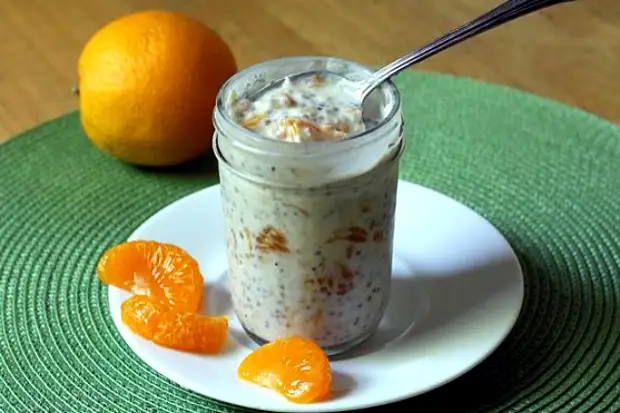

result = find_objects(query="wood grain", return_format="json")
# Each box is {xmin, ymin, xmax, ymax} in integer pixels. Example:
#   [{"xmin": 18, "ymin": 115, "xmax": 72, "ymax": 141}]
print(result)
[{"xmin": 0, "ymin": 0, "xmax": 618, "ymax": 143}]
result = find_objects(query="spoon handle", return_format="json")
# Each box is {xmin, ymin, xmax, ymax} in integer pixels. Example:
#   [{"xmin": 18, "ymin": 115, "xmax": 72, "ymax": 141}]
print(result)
[{"xmin": 359, "ymin": 0, "xmax": 575, "ymax": 99}]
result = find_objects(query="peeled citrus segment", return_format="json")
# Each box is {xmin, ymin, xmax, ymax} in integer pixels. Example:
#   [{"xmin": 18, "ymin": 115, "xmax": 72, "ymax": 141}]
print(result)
[
  {"xmin": 121, "ymin": 295, "xmax": 228, "ymax": 354},
  {"xmin": 97, "ymin": 240, "xmax": 204, "ymax": 312},
  {"xmin": 238, "ymin": 336, "xmax": 332, "ymax": 403}
]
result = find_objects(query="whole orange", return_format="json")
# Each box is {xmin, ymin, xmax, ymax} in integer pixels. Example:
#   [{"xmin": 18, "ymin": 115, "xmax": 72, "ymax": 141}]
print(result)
[{"xmin": 78, "ymin": 10, "xmax": 237, "ymax": 166}]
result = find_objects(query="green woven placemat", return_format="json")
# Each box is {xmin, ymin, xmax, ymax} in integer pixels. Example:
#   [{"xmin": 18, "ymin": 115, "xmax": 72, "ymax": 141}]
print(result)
[{"xmin": 1, "ymin": 70, "xmax": 619, "ymax": 413}]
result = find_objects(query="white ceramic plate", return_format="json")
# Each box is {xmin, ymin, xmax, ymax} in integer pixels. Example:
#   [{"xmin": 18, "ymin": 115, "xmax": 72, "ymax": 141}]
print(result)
[{"xmin": 108, "ymin": 180, "xmax": 524, "ymax": 412}]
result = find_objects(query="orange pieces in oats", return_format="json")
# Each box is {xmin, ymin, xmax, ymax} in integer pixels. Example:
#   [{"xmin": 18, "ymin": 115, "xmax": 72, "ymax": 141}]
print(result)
[
  {"xmin": 256, "ymin": 226, "xmax": 290, "ymax": 253},
  {"xmin": 238, "ymin": 336, "xmax": 332, "ymax": 403},
  {"xmin": 122, "ymin": 295, "xmax": 228, "ymax": 354},
  {"xmin": 311, "ymin": 74, "xmax": 325, "ymax": 86},
  {"xmin": 327, "ymin": 226, "xmax": 368, "ymax": 243},
  {"xmin": 97, "ymin": 240, "xmax": 204, "ymax": 312},
  {"xmin": 242, "ymin": 113, "xmax": 265, "ymax": 129}
]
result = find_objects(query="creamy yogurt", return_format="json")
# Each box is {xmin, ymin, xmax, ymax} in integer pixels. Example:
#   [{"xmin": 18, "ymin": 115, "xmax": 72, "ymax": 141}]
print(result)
[
  {"xmin": 230, "ymin": 74, "xmax": 372, "ymax": 142},
  {"xmin": 214, "ymin": 58, "xmax": 403, "ymax": 354}
]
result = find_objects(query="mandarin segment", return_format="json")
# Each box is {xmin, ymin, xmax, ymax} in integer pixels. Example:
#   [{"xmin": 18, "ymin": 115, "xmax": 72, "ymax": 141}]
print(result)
[
  {"xmin": 121, "ymin": 295, "xmax": 228, "ymax": 354},
  {"xmin": 97, "ymin": 240, "xmax": 204, "ymax": 312},
  {"xmin": 256, "ymin": 226, "xmax": 290, "ymax": 253},
  {"xmin": 238, "ymin": 336, "xmax": 332, "ymax": 403}
]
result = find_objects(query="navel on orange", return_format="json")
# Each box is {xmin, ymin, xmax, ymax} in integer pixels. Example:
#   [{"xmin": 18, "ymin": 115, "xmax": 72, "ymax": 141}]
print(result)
[
  {"xmin": 97, "ymin": 240, "xmax": 204, "ymax": 313},
  {"xmin": 78, "ymin": 10, "xmax": 237, "ymax": 166},
  {"xmin": 122, "ymin": 295, "xmax": 228, "ymax": 354},
  {"xmin": 238, "ymin": 336, "xmax": 332, "ymax": 403}
]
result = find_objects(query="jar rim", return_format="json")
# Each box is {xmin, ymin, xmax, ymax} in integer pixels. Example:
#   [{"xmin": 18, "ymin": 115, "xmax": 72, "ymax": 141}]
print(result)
[{"xmin": 213, "ymin": 56, "xmax": 402, "ymax": 152}]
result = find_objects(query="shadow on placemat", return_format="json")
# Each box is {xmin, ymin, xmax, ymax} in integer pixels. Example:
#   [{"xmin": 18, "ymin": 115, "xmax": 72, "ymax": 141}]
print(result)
[{"xmin": 133, "ymin": 152, "xmax": 219, "ymax": 180}]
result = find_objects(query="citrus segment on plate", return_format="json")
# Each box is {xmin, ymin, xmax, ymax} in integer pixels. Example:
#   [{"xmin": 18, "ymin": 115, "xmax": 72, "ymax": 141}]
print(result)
[
  {"xmin": 97, "ymin": 240, "xmax": 204, "ymax": 312},
  {"xmin": 238, "ymin": 336, "xmax": 332, "ymax": 404},
  {"xmin": 121, "ymin": 295, "xmax": 228, "ymax": 354}
]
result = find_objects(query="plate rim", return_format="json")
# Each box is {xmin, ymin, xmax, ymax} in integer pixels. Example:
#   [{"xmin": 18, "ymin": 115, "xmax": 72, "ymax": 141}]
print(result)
[{"xmin": 108, "ymin": 179, "xmax": 525, "ymax": 412}]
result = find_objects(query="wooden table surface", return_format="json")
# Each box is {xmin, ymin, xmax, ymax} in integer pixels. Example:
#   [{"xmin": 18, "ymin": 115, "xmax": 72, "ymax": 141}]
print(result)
[{"xmin": 0, "ymin": 0, "xmax": 618, "ymax": 143}]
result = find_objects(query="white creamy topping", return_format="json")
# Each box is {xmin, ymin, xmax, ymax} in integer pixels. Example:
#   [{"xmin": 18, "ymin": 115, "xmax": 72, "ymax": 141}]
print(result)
[{"xmin": 231, "ymin": 74, "xmax": 370, "ymax": 142}]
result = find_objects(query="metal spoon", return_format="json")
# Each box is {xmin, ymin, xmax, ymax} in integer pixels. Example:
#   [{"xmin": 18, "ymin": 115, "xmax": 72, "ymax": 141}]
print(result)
[{"xmin": 251, "ymin": 0, "xmax": 576, "ymax": 104}]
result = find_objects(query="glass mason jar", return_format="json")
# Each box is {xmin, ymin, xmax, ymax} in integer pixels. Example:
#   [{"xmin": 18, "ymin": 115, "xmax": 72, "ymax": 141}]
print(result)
[{"xmin": 212, "ymin": 56, "xmax": 404, "ymax": 355}]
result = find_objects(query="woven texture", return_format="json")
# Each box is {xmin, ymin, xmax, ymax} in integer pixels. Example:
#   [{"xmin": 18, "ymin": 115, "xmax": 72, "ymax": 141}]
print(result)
[{"xmin": 1, "ymin": 71, "xmax": 619, "ymax": 413}]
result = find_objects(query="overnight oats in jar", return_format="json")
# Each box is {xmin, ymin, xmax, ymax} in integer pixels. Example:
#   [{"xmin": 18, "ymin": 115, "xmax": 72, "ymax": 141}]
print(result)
[{"xmin": 212, "ymin": 56, "xmax": 404, "ymax": 355}]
